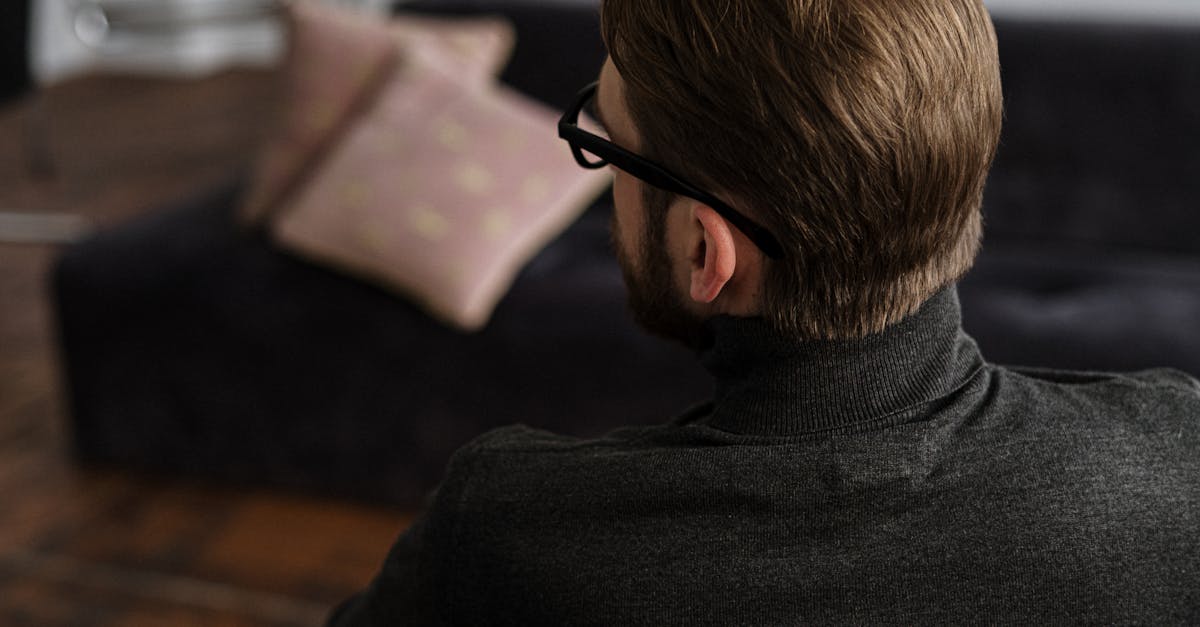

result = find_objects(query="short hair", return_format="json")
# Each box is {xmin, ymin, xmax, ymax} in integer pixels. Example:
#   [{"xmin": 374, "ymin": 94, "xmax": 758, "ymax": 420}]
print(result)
[{"xmin": 601, "ymin": 0, "xmax": 1003, "ymax": 339}]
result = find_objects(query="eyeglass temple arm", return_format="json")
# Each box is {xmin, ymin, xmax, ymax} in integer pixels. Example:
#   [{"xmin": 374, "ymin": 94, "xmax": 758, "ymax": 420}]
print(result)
[{"xmin": 559, "ymin": 85, "xmax": 784, "ymax": 259}]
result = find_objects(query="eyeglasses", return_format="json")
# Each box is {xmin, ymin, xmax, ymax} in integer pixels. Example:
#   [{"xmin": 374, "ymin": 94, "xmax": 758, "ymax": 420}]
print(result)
[{"xmin": 557, "ymin": 82, "xmax": 785, "ymax": 259}]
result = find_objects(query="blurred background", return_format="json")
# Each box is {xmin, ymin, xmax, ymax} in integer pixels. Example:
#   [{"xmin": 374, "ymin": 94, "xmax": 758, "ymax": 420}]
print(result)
[
  {"xmin": 2, "ymin": 3, "xmax": 409, "ymax": 626},
  {"xmin": 1, "ymin": 0, "xmax": 1198, "ymax": 625}
]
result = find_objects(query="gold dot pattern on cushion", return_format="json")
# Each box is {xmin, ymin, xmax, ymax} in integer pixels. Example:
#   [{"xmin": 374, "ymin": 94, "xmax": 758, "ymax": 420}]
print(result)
[
  {"xmin": 436, "ymin": 118, "xmax": 470, "ymax": 152},
  {"xmin": 520, "ymin": 175, "xmax": 551, "ymax": 204},
  {"xmin": 481, "ymin": 209, "xmax": 512, "ymax": 241},
  {"xmin": 408, "ymin": 205, "xmax": 451, "ymax": 242},
  {"xmin": 455, "ymin": 162, "xmax": 495, "ymax": 195},
  {"xmin": 341, "ymin": 180, "xmax": 373, "ymax": 208}
]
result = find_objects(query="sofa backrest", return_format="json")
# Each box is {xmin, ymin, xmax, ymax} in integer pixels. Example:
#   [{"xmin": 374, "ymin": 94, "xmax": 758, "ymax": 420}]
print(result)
[
  {"xmin": 986, "ymin": 18, "xmax": 1200, "ymax": 255},
  {"xmin": 404, "ymin": 0, "xmax": 606, "ymax": 111}
]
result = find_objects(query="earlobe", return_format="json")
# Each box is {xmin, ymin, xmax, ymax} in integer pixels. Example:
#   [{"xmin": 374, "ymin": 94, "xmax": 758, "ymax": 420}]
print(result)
[{"xmin": 689, "ymin": 205, "xmax": 737, "ymax": 304}]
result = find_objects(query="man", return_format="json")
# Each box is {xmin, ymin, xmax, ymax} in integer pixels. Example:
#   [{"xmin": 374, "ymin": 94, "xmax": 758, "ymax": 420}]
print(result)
[{"xmin": 331, "ymin": 0, "xmax": 1200, "ymax": 623}]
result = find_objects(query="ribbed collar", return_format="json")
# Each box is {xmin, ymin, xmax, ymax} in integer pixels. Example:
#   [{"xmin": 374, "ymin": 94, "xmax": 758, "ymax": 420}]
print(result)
[{"xmin": 697, "ymin": 286, "xmax": 984, "ymax": 436}]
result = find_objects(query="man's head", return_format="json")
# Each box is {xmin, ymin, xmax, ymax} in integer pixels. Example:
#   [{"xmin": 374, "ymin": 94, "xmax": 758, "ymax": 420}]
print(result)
[{"xmin": 593, "ymin": 0, "xmax": 1003, "ymax": 342}]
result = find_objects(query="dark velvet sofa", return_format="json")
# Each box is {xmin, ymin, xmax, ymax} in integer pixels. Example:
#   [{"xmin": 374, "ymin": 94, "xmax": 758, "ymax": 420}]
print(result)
[{"xmin": 53, "ymin": 3, "xmax": 1200, "ymax": 507}]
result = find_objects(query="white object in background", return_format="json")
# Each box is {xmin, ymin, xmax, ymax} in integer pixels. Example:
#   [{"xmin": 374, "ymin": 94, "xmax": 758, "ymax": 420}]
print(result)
[
  {"xmin": 31, "ymin": 0, "xmax": 328, "ymax": 84},
  {"xmin": 983, "ymin": 0, "xmax": 1200, "ymax": 24},
  {"xmin": 0, "ymin": 211, "xmax": 94, "ymax": 244},
  {"xmin": 320, "ymin": 0, "xmax": 394, "ymax": 15}
]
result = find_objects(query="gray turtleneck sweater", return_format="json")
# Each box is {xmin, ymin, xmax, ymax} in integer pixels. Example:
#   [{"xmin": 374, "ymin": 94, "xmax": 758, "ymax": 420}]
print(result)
[{"xmin": 330, "ymin": 288, "xmax": 1200, "ymax": 625}]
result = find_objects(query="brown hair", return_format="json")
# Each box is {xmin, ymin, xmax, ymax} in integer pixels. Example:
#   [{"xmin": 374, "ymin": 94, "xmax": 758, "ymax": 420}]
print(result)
[{"xmin": 601, "ymin": 0, "xmax": 1003, "ymax": 339}]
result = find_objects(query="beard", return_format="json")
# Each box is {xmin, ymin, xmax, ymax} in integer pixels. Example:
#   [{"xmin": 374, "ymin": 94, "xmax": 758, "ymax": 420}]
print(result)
[{"xmin": 611, "ymin": 210, "xmax": 709, "ymax": 350}]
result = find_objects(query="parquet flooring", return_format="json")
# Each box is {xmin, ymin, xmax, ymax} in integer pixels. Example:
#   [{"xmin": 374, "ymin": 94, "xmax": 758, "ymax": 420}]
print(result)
[{"xmin": 0, "ymin": 68, "xmax": 411, "ymax": 626}]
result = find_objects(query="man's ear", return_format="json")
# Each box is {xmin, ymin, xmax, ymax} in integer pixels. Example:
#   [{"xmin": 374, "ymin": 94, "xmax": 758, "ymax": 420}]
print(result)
[{"xmin": 689, "ymin": 204, "xmax": 738, "ymax": 304}]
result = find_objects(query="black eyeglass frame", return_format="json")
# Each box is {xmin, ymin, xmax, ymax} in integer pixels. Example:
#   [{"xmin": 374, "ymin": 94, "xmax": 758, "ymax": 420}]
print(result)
[{"xmin": 557, "ymin": 82, "xmax": 784, "ymax": 259}]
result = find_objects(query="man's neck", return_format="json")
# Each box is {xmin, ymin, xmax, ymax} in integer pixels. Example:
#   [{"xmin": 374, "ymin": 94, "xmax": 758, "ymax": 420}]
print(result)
[{"xmin": 696, "ymin": 287, "xmax": 985, "ymax": 436}]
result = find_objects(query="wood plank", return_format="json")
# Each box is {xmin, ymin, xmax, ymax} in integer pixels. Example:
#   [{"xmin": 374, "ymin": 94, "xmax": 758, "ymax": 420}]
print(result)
[{"xmin": 0, "ymin": 553, "xmax": 326, "ymax": 627}]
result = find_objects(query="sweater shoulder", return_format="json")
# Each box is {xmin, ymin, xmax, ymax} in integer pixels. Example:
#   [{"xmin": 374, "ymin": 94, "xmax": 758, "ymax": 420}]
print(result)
[
  {"xmin": 1001, "ymin": 364, "xmax": 1200, "ymax": 398},
  {"xmin": 994, "ymin": 364, "xmax": 1200, "ymax": 435},
  {"xmin": 455, "ymin": 422, "xmax": 668, "ymax": 458}
]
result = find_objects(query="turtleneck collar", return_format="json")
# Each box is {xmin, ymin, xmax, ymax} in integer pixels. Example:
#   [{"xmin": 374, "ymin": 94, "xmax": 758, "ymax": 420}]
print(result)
[{"xmin": 696, "ymin": 286, "xmax": 985, "ymax": 436}]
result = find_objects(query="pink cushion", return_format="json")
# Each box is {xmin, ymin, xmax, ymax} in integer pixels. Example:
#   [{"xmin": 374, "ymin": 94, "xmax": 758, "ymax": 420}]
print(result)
[
  {"xmin": 248, "ymin": 4, "xmax": 609, "ymax": 330},
  {"xmin": 241, "ymin": 2, "xmax": 400, "ymax": 224}
]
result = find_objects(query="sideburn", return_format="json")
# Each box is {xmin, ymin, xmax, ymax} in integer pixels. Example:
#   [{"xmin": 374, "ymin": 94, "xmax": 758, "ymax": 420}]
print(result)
[{"xmin": 619, "ymin": 187, "xmax": 710, "ymax": 350}]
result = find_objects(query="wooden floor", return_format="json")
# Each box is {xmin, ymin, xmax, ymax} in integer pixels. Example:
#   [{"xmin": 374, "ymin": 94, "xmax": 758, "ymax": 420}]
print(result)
[{"xmin": 0, "ymin": 70, "xmax": 412, "ymax": 626}]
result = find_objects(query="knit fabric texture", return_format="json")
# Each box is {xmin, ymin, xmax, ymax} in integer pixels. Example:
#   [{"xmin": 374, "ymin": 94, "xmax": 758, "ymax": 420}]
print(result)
[{"xmin": 329, "ymin": 286, "xmax": 1200, "ymax": 625}]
